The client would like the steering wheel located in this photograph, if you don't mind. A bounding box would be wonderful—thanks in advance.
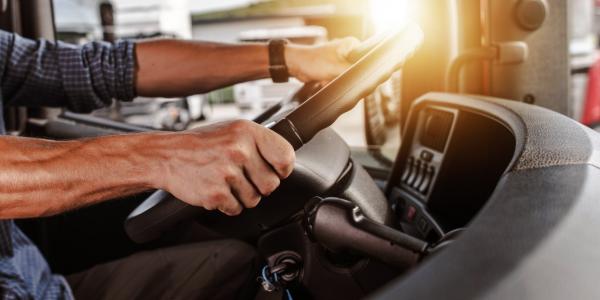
[125,23,425,243]
[253,29,408,124]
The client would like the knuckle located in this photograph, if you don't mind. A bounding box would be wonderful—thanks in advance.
[248,195,261,208]
[204,198,219,210]
[221,139,239,154]
[261,176,280,195]
[218,165,237,181]
[218,206,233,216]
[226,145,249,165]
[283,149,296,167]
[244,193,261,209]
[229,119,253,133]
[274,152,295,176]
[202,202,217,211]
[220,204,242,216]
[232,205,243,215]
[208,189,227,206]
[200,195,218,210]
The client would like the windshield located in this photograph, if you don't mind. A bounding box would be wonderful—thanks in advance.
[53,0,409,159]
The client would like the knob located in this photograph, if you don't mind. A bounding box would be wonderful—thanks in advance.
[515,0,548,31]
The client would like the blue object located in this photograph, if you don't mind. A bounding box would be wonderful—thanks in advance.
[0,29,136,299]
[259,265,294,300]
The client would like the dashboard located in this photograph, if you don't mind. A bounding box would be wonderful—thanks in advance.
[387,101,516,241]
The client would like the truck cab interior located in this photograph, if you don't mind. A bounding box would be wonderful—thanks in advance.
[4,0,600,299]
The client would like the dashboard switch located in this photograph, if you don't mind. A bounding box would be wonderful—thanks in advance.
[418,166,436,194]
[407,159,422,186]
[420,150,434,163]
[413,161,427,189]
[402,157,415,182]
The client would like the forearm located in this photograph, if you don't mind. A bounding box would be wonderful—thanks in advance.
[0,119,296,219]
[134,38,357,97]
[0,134,165,219]
[135,40,271,97]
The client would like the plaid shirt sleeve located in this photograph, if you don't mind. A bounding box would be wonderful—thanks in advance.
[0,30,136,113]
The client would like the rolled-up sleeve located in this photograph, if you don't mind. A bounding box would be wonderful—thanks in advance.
[0,30,136,113]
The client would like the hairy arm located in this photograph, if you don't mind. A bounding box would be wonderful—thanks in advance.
[0,134,159,218]
[0,120,294,219]
[134,38,358,97]
[135,40,269,97]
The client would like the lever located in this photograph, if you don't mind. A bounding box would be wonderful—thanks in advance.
[305,197,427,268]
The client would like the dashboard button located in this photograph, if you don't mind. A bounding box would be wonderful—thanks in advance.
[406,205,417,222]
[402,156,415,182]
[420,150,434,163]
[407,159,422,186]
[418,166,436,194]
[413,161,427,189]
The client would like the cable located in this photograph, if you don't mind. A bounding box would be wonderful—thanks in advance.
[285,289,293,300]
[259,265,294,300]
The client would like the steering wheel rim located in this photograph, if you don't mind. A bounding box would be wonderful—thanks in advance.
[125,23,424,244]
[268,24,424,149]
[252,81,323,125]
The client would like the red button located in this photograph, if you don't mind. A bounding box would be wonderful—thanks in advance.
[406,205,417,222]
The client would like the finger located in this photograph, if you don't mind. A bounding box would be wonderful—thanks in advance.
[252,125,295,179]
[214,189,243,216]
[243,146,281,196]
[227,167,262,208]
[337,37,361,60]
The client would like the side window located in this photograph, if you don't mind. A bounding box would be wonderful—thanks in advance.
[53,0,104,45]
[52,0,200,131]
[50,0,395,157]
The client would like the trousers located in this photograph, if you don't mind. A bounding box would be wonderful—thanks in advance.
[66,239,258,300]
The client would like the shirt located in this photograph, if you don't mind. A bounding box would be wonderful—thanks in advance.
[0,30,136,299]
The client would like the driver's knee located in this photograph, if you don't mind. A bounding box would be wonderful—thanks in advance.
[210,239,259,277]
[180,239,259,300]
[66,239,259,300]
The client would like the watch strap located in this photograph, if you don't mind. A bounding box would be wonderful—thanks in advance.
[268,39,290,83]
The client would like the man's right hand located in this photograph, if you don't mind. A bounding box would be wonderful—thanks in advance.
[154,120,295,216]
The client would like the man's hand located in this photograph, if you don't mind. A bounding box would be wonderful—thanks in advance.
[285,37,361,83]
[155,120,295,216]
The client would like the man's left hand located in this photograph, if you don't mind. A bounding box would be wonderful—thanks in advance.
[284,37,361,83]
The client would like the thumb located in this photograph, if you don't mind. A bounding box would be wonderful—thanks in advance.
[336,37,361,61]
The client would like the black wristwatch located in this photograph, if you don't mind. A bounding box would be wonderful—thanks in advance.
[268,39,290,83]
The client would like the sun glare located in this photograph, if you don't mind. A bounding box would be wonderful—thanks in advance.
[369,0,417,34]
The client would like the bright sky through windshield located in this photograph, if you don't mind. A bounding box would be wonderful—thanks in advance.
[189,0,252,13]
[369,0,415,33]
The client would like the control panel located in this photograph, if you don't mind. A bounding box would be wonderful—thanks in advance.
[389,100,516,239]
[392,106,458,240]
[400,107,457,201]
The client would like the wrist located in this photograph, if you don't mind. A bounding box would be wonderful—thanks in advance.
[121,132,174,190]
